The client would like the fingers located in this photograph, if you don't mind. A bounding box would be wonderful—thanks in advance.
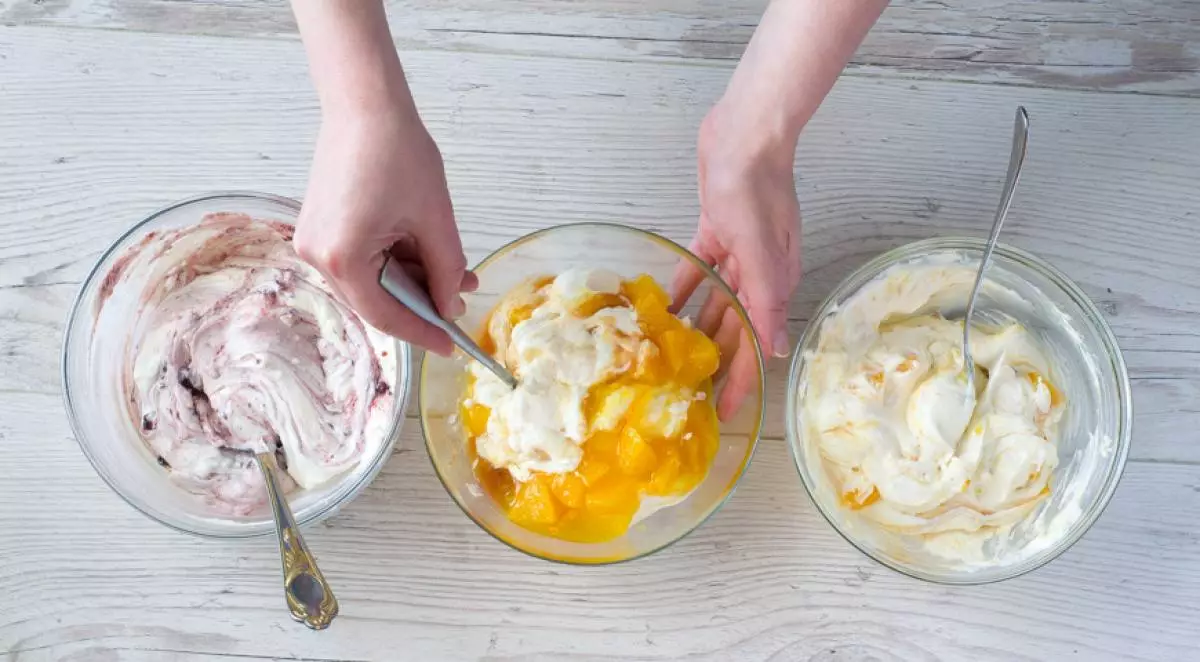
[669,233,716,314]
[386,247,478,294]
[711,305,742,379]
[737,238,797,359]
[717,327,760,422]
[338,251,455,355]
[461,270,480,293]
[696,288,732,337]
[416,201,469,321]
[295,232,455,356]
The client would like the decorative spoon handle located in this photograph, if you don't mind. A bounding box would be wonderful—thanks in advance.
[256,451,339,630]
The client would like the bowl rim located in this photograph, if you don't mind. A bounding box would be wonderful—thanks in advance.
[419,221,766,565]
[784,236,1133,585]
[60,190,412,539]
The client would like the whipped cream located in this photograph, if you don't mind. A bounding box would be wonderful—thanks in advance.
[801,263,1065,559]
[471,268,674,481]
[97,213,396,515]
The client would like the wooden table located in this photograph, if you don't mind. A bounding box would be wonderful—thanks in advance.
[2,1,1197,660]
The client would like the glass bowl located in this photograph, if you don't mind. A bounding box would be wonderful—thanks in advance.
[420,223,765,564]
[786,238,1131,584]
[61,192,410,538]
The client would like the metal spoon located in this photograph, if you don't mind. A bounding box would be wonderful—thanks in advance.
[378,255,518,388]
[254,450,339,630]
[962,106,1030,392]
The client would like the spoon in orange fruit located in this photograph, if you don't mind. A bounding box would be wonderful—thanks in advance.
[379,255,518,389]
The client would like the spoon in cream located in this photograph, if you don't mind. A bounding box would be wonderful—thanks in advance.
[252,447,339,630]
[961,106,1030,397]
[222,442,338,630]
[379,255,518,388]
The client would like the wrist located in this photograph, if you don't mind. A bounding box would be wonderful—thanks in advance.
[700,94,800,173]
[315,49,418,121]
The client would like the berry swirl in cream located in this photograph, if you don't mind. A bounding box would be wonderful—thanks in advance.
[96,213,396,515]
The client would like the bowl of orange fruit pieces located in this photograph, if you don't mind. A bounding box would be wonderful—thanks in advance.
[420,224,765,564]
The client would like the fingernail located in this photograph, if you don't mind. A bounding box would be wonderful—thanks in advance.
[451,295,467,320]
[773,328,791,358]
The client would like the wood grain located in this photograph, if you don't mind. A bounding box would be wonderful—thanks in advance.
[0,25,1196,450]
[2,0,1199,96]
[0,19,1198,662]
[3,394,1200,661]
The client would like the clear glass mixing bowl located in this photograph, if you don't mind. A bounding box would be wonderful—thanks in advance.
[786,238,1131,584]
[421,223,765,564]
[61,192,410,538]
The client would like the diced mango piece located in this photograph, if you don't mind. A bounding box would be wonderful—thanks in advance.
[681,400,719,471]
[842,486,881,510]
[617,426,657,477]
[577,456,611,487]
[660,328,720,387]
[550,473,586,509]
[587,383,639,432]
[509,477,561,525]
[634,340,669,383]
[646,446,682,496]
[622,274,671,310]
[659,329,690,375]
[585,429,621,456]
[584,479,640,515]
[573,293,627,318]
[506,474,561,527]
[507,304,538,330]
[623,274,681,337]
[463,403,491,437]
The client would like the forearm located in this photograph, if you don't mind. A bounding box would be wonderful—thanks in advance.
[291,0,414,119]
[724,0,888,157]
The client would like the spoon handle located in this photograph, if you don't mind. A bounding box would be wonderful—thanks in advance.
[964,107,1030,355]
[256,452,339,630]
[378,255,518,388]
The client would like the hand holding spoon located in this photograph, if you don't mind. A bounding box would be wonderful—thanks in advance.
[961,106,1030,393]
[379,255,518,388]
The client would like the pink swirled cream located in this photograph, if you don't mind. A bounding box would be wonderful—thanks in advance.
[95,213,396,515]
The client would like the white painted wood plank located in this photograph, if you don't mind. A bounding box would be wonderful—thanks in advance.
[0,24,1197,661]
[2,0,1198,96]
[1,391,1198,661]
[0,25,1196,453]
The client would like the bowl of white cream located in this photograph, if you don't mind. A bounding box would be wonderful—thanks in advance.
[786,237,1131,583]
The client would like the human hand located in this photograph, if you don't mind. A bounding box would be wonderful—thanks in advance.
[671,99,803,420]
[294,100,476,356]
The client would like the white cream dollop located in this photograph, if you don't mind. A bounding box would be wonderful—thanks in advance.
[802,264,1065,558]
[471,268,645,481]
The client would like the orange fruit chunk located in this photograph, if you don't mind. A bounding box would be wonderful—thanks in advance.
[617,426,657,477]
[623,274,681,337]
[660,328,720,388]
[550,473,586,509]
[572,292,627,318]
[577,456,611,487]
[510,476,561,526]
[584,479,640,515]
[463,403,490,438]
